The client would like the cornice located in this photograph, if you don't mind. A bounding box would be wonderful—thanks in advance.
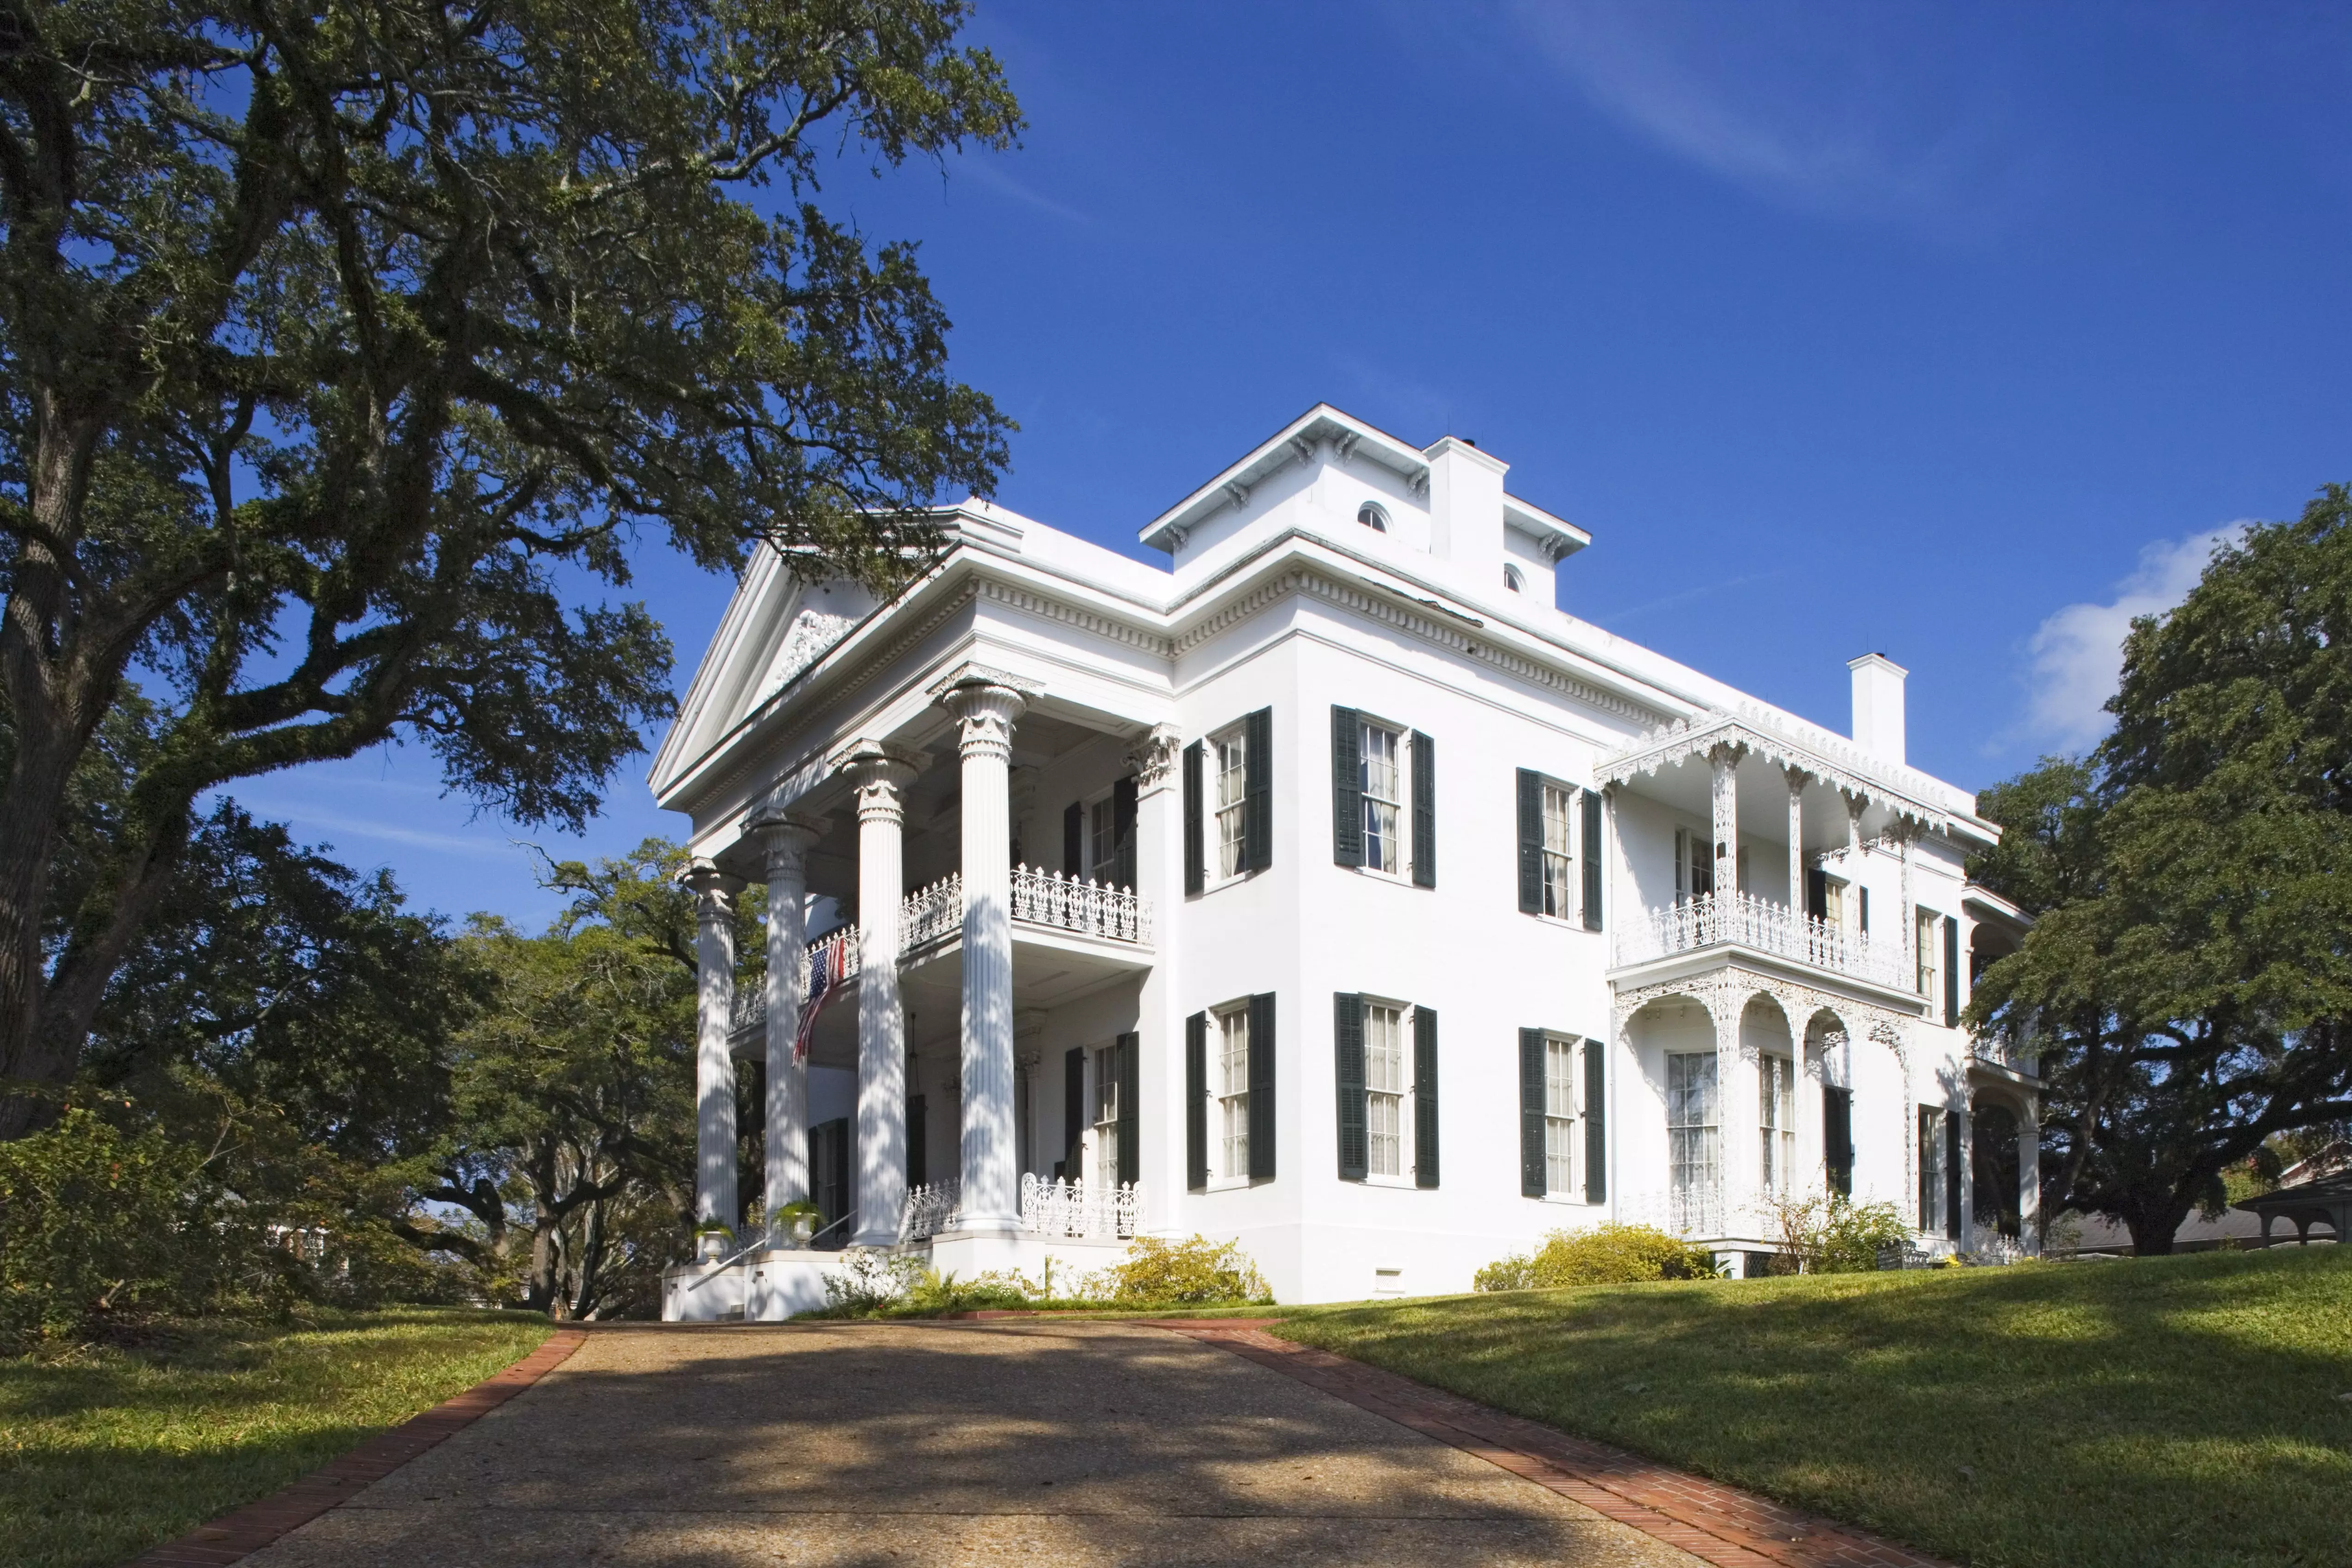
[1600,709,1961,833]
[977,577,1174,658]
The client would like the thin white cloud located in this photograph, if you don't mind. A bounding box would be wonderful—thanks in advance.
[955,158,1093,225]
[2019,525,2246,752]
[1500,0,2021,229]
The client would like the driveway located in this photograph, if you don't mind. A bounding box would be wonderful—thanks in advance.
[243,1319,1701,1567]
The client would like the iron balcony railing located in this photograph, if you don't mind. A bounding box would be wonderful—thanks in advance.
[1615,891,1907,991]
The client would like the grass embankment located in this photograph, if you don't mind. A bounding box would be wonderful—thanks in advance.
[0,1307,550,1568]
[1275,1247,2352,1568]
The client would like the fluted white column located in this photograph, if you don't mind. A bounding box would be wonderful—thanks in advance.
[2019,1108,2042,1254]
[939,677,1029,1235]
[684,860,744,1258]
[842,744,920,1248]
[751,810,821,1243]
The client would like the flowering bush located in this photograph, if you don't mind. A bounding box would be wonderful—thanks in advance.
[1092,1235,1270,1305]
[1474,1223,1720,1291]
[1764,1194,1912,1274]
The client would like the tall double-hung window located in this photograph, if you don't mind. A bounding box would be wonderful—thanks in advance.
[1540,784,1575,917]
[1092,1040,1123,1189]
[1667,1051,1719,1228]
[1360,721,1404,875]
[1544,1037,1580,1192]
[1214,728,1250,881]
[1364,1003,1407,1176]
[1217,1004,1251,1179]
[1759,1053,1795,1194]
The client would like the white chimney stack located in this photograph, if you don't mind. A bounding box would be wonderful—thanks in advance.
[1848,653,1907,766]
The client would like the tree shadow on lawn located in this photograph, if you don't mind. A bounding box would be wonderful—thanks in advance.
[1280,1247,2352,1568]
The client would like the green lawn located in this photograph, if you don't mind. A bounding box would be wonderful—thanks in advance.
[0,1308,551,1568]
[1273,1247,2352,1568]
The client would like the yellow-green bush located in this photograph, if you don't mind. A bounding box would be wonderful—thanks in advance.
[1474,1223,1720,1291]
[1096,1235,1271,1304]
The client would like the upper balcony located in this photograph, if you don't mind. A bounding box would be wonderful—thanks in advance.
[731,865,1152,1049]
[1612,891,1915,1001]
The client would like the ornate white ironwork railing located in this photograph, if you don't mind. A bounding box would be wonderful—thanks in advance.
[1019,1173,1141,1239]
[1970,1037,2041,1078]
[901,875,963,951]
[899,1178,962,1243]
[1615,891,1906,991]
[1616,1185,1728,1240]
[1011,867,1151,944]
[729,924,863,1037]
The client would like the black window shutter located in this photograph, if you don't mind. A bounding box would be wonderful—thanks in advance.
[1413,1005,1438,1188]
[1805,867,1828,921]
[907,1093,927,1189]
[1519,1027,1546,1197]
[1113,776,1139,889]
[1330,707,1362,867]
[1063,1046,1085,1176]
[1516,769,1543,913]
[1918,1107,1936,1229]
[1117,1031,1140,1187]
[1243,707,1274,873]
[1580,788,1604,930]
[1943,914,1960,1028]
[1183,741,1205,895]
[1411,730,1436,888]
[1185,1012,1208,1191]
[1583,1037,1607,1202]
[1334,992,1366,1181]
[1063,801,1083,878]
[1945,1105,1964,1239]
[1825,1086,1853,1197]
[1248,991,1277,1179]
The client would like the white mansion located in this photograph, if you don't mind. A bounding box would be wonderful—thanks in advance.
[653,404,2041,1318]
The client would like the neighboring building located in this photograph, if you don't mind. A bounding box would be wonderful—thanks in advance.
[652,404,2042,1317]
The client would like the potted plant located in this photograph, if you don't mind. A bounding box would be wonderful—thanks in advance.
[693,1218,736,1262]
[769,1201,822,1248]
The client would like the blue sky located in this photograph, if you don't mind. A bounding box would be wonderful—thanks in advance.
[227,0,2352,929]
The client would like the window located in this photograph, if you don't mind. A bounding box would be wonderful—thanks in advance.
[1540,784,1574,918]
[1674,828,1716,903]
[1360,719,1404,875]
[1092,1041,1123,1189]
[1917,909,1941,998]
[1365,1003,1406,1176]
[1918,1105,1946,1232]
[1213,726,1249,881]
[1358,501,1389,532]
[1759,1054,1795,1194]
[1667,1051,1719,1220]
[1822,876,1847,929]
[1089,798,1116,881]
[1217,1004,1251,1179]
[1544,1037,1579,1194]
[1503,563,1525,593]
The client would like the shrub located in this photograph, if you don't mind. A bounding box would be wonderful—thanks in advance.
[1475,1223,1720,1291]
[1094,1235,1271,1305]
[0,1107,285,1348]
[820,1247,923,1313]
[1766,1194,1912,1274]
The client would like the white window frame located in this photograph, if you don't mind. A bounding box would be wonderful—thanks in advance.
[1211,724,1249,887]
[1503,563,1525,593]
[1674,827,1716,904]
[1543,1034,1582,1201]
[1212,1001,1252,1187]
[1759,1052,1795,1196]
[1538,780,1575,921]
[1917,909,1941,999]
[1357,715,1409,880]
[1666,1050,1719,1209]
[1361,999,1412,1184]
[1091,1039,1123,1190]
[1358,501,1389,533]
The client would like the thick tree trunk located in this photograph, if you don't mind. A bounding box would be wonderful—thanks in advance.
[0,739,75,1137]
[2123,1200,2190,1256]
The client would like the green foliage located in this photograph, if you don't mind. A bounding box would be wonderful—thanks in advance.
[1,0,1022,1132]
[1,1308,549,1568]
[1970,486,2352,1252]
[1093,1235,1271,1305]
[1280,1248,2352,1568]
[1764,1194,1913,1274]
[1475,1224,1720,1291]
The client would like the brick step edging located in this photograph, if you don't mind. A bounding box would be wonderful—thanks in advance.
[127,1326,587,1568]
[1170,1326,1949,1568]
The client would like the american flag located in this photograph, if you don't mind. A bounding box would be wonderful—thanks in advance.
[794,936,839,1065]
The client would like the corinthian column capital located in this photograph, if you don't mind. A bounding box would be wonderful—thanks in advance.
[680,858,743,921]
[831,740,923,826]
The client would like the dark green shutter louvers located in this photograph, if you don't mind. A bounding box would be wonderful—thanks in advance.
[1411,731,1435,888]
[1413,1005,1438,1187]
[1946,1105,1963,1239]
[1944,914,1960,1028]
[1335,993,1366,1181]
[1243,708,1273,873]
[1113,777,1139,889]
[1331,707,1363,867]
[1182,741,1205,895]
[1185,1012,1208,1190]
[1063,1048,1085,1176]
[1519,1028,1547,1197]
[907,1094,927,1189]
[1116,1031,1139,1187]
[1583,1037,1606,1202]
[1063,801,1083,878]
[1516,769,1543,913]
[1581,789,1604,930]
[1248,991,1277,1179]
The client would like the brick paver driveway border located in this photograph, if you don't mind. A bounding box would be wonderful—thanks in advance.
[1165,1324,1951,1568]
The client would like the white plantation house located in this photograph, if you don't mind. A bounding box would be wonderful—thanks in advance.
[652,404,2042,1319]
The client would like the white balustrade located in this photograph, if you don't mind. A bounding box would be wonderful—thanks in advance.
[1615,891,1905,990]
[1018,1172,1141,1239]
[899,1178,962,1242]
[1615,1185,1727,1240]
[900,874,964,952]
[731,924,863,1037]
[1010,866,1151,943]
